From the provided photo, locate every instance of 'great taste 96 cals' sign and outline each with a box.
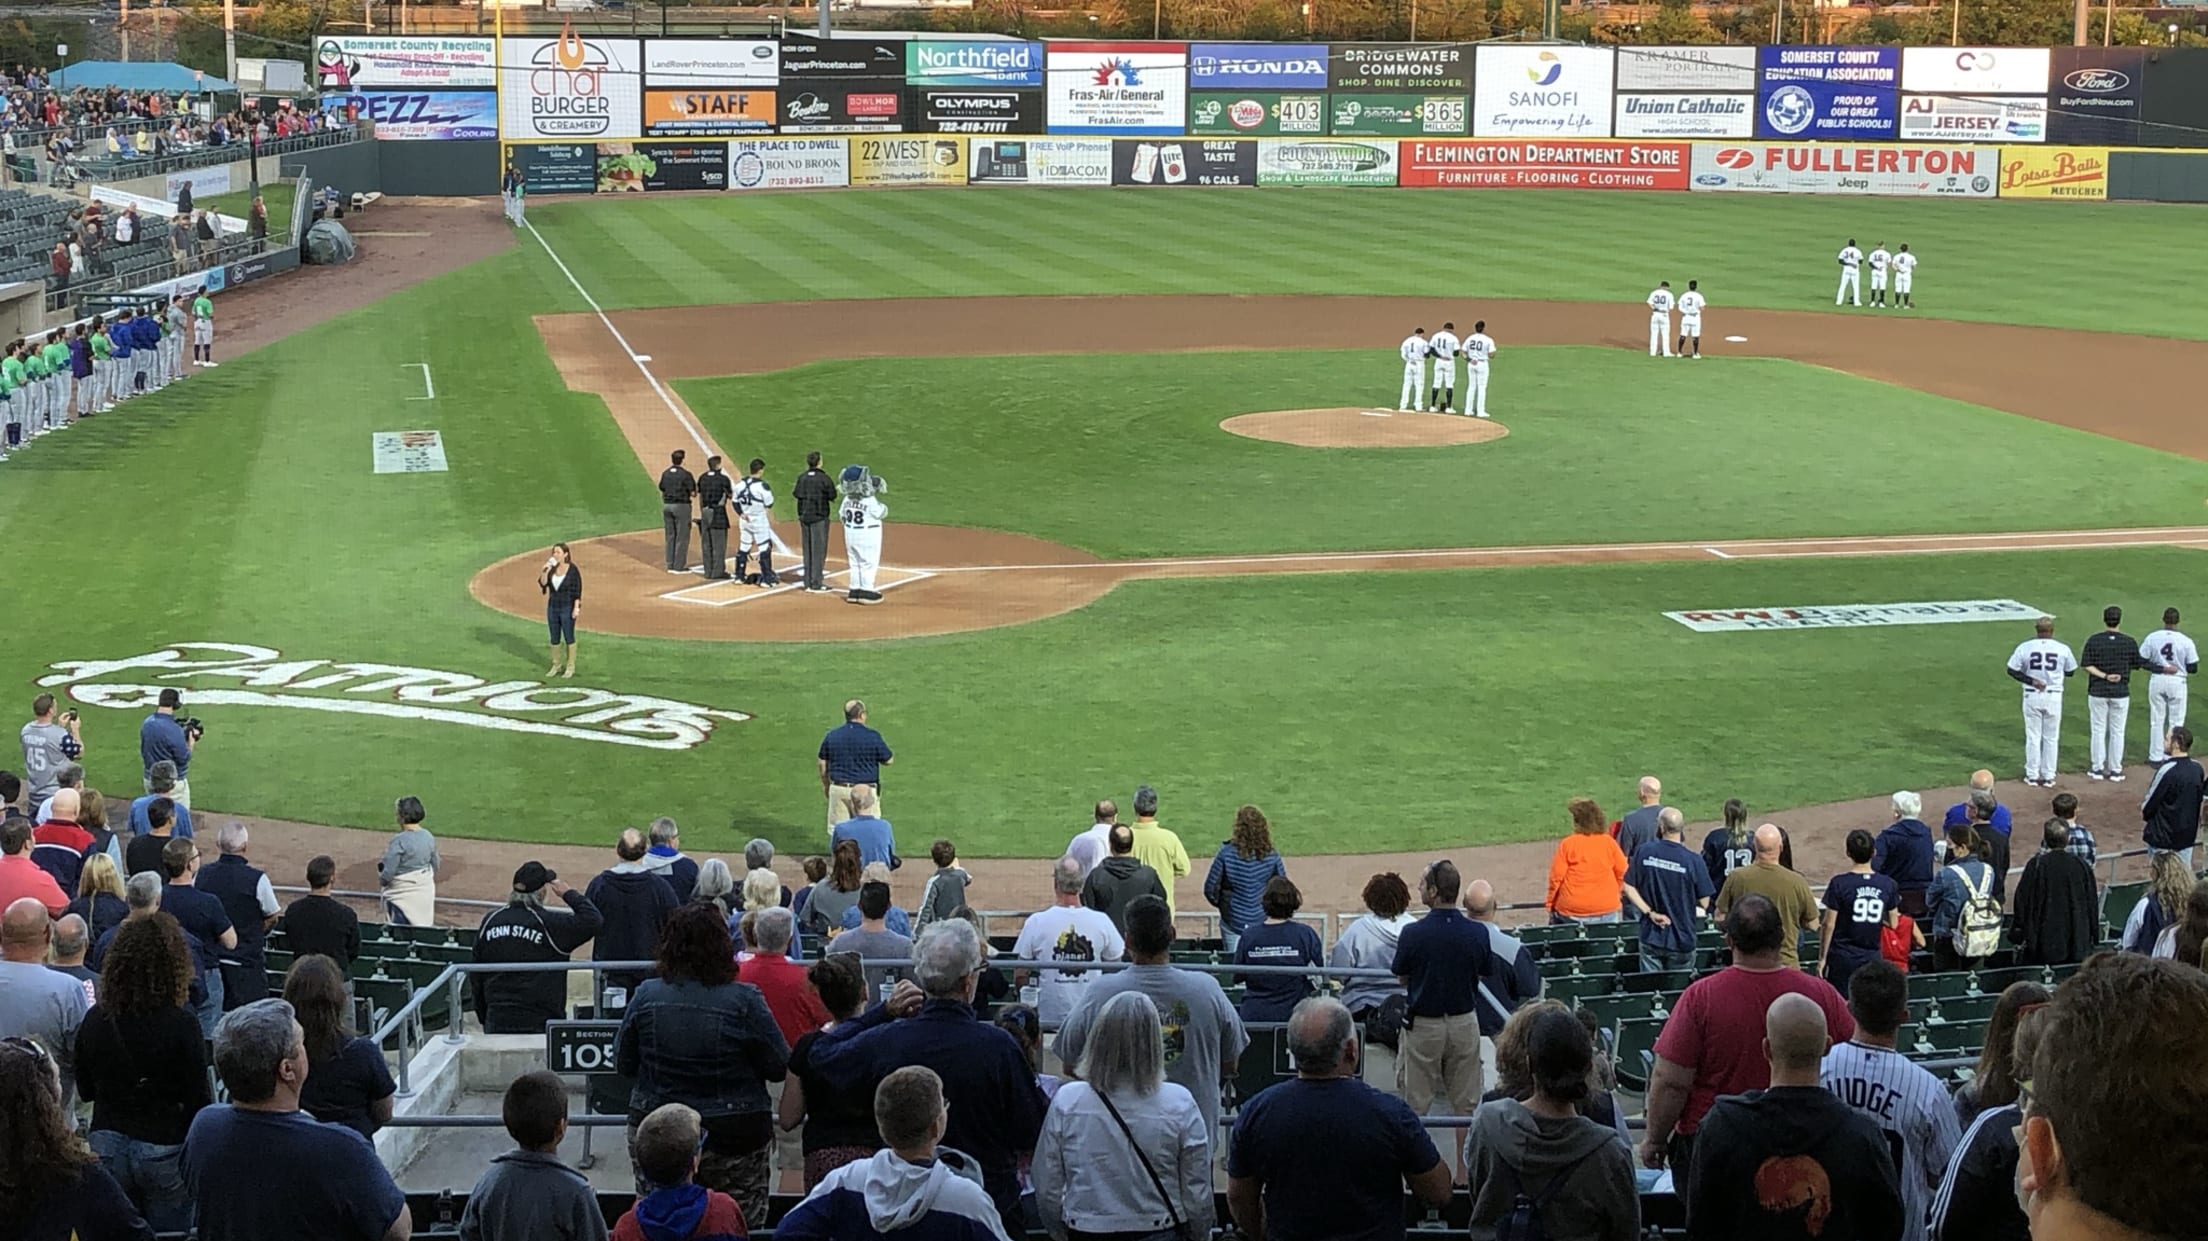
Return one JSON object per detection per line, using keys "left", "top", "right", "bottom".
{"left": 1665, "top": 600, "right": 2043, "bottom": 633}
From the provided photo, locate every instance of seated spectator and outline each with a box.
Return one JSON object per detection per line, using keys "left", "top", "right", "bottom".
{"left": 129, "top": 762, "right": 192, "bottom": 838}
{"left": 286, "top": 955, "right": 394, "bottom": 1138}
{"left": 610, "top": 1103, "right": 748, "bottom": 1241}
{"left": 914, "top": 838, "right": 969, "bottom": 931}
{"left": 2170, "top": 883, "right": 2208, "bottom": 967}
{"left": 69, "top": 851, "right": 128, "bottom": 946}
{"left": 838, "top": 864, "right": 913, "bottom": 936}
{"left": 1328, "top": 871, "right": 1414, "bottom": 1022}
{"left": 377, "top": 796, "right": 439, "bottom": 928}
{"left": 800, "top": 840, "right": 863, "bottom": 940}
{"left": 32, "top": 786, "right": 93, "bottom": 893}
{"left": 182, "top": 998, "right": 409, "bottom": 1241}
{"left": 1203, "top": 804, "right": 1288, "bottom": 955}
{"left": 1545, "top": 796, "right": 1627, "bottom": 924}
{"left": 641, "top": 817, "right": 698, "bottom": 900}
{"left": 1930, "top": 1006, "right": 2046, "bottom": 1241}
{"left": 2122, "top": 849, "right": 2192, "bottom": 953}
{"left": 458, "top": 1069, "right": 609, "bottom": 1241}
{"left": 835, "top": 880, "right": 915, "bottom": 997}
{"left": 1, "top": 1033, "right": 152, "bottom": 1241}
{"left": 1714, "top": 824, "right": 1819, "bottom": 969}
{"left": 742, "top": 839, "right": 793, "bottom": 909}
{"left": 1881, "top": 906, "right": 1923, "bottom": 973}
{"left": 1034, "top": 991, "right": 1213, "bottom": 1239}
{"left": 472, "top": 862, "right": 602, "bottom": 1034}
{"left": 830, "top": 785, "right": 899, "bottom": 871}
{"left": 991, "top": 1004, "right": 1060, "bottom": 1102}
{"left": 1464, "top": 1007, "right": 1639, "bottom": 1241}
{"left": 1079, "top": 824, "right": 1167, "bottom": 934}
{"left": 279, "top": 856, "right": 361, "bottom": 970}
{"left": 1010, "top": 856, "right": 1124, "bottom": 1025}
{"left": 954, "top": 905, "right": 1013, "bottom": 1019}
{"left": 589, "top": 828, "right": 680, "bottom": 998}
{"left": 776, "top": 1066, "right": 1012, "bottom": 1241}
{"left": 76, "top": 912, "right": 208, "bottom": 1232}
{"left": 780, "top": 954, "right": 881, "bottom": 1188}
{"left": 734, "top": 868, "right": 803, "bottom": 959}
{"left": 1482, "top": 999, "right": 1630, "bottom": 1143}
{"left": 122, "top": 798, "right": 178, "bottom": 880}
{"left": 1232, "top": 875, "right": 1323, "bottom": 1023}
{"left": 2011, "top": 820, "right": 2100, "bottom": 966}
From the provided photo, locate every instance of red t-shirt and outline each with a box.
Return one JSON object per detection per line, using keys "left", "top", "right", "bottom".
{"left": 1653, "top": 964, "right": 1855, "bottom": 1134}
{"left": 1880, "top": 916, "right": 1916, "bottom": 971}
{"left": 737, "top": 950, "right": 831, "bottom": 1051}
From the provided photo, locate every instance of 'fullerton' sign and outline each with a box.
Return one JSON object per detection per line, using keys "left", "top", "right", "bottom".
{"left": 39, "top": 643, "right": 750, "bottom": 749}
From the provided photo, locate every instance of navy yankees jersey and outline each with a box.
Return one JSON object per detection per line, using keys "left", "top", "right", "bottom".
{"left": 1823, "top": 871, "right": 1899, "bottom": 957}
{"left": 1822, "top": 1040, "right": 1960, "bottom": 1241}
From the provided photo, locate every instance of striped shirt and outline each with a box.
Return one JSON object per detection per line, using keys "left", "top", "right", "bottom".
{"left": 1823, "top": 1039, "right": 1960, "bottom": 1241}
{"left": 1202, "top": 846, "right": 1286, "bottom": 937}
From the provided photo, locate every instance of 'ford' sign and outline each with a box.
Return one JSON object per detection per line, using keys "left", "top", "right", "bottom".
{"left": 2061, "top": 68, "right": 2129, "bottom": 93}
{"left": 1189, "top": 43, "right": 1328, "bottom": 90}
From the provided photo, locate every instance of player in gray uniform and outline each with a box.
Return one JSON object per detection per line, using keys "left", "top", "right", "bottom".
{"left": 1426, "top": 322, "right": 1459, "bottom": 414}
{"left": 165, "top": 295, "right": 190, "bottom": 382}
{"left": 1822, "top": 960, "right": 1959, "bottom": 1241}
{"left": 20, "top": 692, "right": 85, "bottom": 806}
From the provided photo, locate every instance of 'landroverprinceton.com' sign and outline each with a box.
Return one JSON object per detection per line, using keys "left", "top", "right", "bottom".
{"left": 1664, "top": 599, "right": 2043, "bottom": 633}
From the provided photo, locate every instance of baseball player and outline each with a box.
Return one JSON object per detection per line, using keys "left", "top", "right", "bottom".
{"left": 1426, "top": 322, "right": 1459, "bottom": 414}
{"left": 21, "top": 339, "right": 45, "bottom": 431}
{"left": 107, "top": 313, "right": 133, "bottom": 401}
{"left": 2141, "top": 608, "right": 2199, "bottom": 763}
{"left": 732, "top": 457, "right": 784, "bottom": 587}
{"left": 166, "top": 295, "right": 190, "bottom": 381}
{"left": 1397, "top": 327, "right": 1428, "bottom": 411}
{"left": 1646, "top": 282, "right": 1674, "bottom": 357}
{"left": 1463, "top": 320, "right": 1496, "bottom": 419}
{"left": 1867, "top": 242, "right": 1891, "bottom": 307}
{"left": 1890, "top": 244, "right": 1917, "bottom": 310}
{"left": 42, "top": 331, "right": 69, "bottom": 423}
{"left": 86, "top": 314, "right": 111, "bottom": 411}
{"left": 1836, "top": 238, "right": 1864, "bottom": 306}
{"left": 5, "top": 342, "right": 32, "bottom": 436}
{"left": 2007, "top": 616, "right": 2078, "bottom": 788}
{"left": 838, "top": 464, "right": 888, "bottom": 605}
{"left": 1820, "top": 961, "right": 1961, "bottom": 1241}
{"left": 191, "top": 288, "right": 216, "bottom": 367}
{"left": 1677, "top": 281, "right": 1706, "bottom": 358}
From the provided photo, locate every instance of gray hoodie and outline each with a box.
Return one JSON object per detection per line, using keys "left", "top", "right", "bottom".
{"left": 457, "top": 1149, "right": 607, "bottom": 1241}
{"left": 1462, "top": 1098, "right": 1640, "bottom": 1241}
{"left": 775, "top": 1145, "right": 1013, "bottom": 1240}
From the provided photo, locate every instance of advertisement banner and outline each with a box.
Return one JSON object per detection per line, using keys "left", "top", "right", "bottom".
{"left": 914, "top": 88, "right": 1043, "bottom": 133}
{"left": 1399, "top": 139, "right": 1689, "bottom": 190}
{"left": 848, "top": 134, "right": 968, "bottom": 187}
{"left": 1189, "top": 43, "right": 1328, "bottom": 90}
{"left": 643, "top": 89, "right": 776, "bottom": 137}
{"left": 1614, "top": 93, "right": 1753, "bottom": 138}
{"left": 1472, "top": 45, "right": 1615, "bottom": 138}
{"left": 780, "top": 87, "right": 904, "bottom": 133}
{"left": 644, "top": 39, "right": 779, "bottom": 87}
{"left": 1689, "top": 142, "right": 1996, "bottom": 197}
{"left": 2048, "top": 49, "right": 2146, "bottom": 145}
{"left": 1188, "top": 91, "right": 1327, "bottom": 136}
{"left": 510, "top": 142, "right": 597, "bottom": 194}
{"left": 904, "top": 40, "right": 1044, "bottom": 88}
{"left": 593, "top": 142, "right": 728, "bottom": 192}
{"left": 1331, "top": 93, "right": 1467, "bottom": 137}
{"left": 728, "top": 137, "right": 851, "bottom": 190}
{"left": 1616, "top": 46, "right": 1756, "bottom": 92}
{"left": 780, "top": 37, "right": 905, "bottom": 80}
{"left": 338, "top": 90, "right": 497, "bottom": 140}
{"left": 967, "top": 137, "right": 1113, "bottom": 186}
{"left": 1757, "top": 46, "right": 1900, "bottom": 140}
{"left": 1255, "top": 138, "right": 1396, "bottom": 185}
{"left": 1110, "top": 138, "right": 1257, "bottom": 186}
{"left": 314, "top": 36, "right": 494, "bottom": 90}
{"left": 1899, "top": 94, "right": 2046, "bottom": 143}
{"left": 1998, "top": 145, "right": 2109, "bottom": 199}
{"left": 1327, "top": 44, "right": 1470, "bottom": 92}
{"left": 501, "top": 31, "right": 644, "bottom": 140}
{"left": 1900, "top": 47, "right": 2050, "bottom": 96}
{"left": 1046, "top": 43, "right": 1188, "bottom": 134}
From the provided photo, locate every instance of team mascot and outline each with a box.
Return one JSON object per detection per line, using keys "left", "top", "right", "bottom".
{"left": 838, "top": 464, "right": 888, "bottom": 605}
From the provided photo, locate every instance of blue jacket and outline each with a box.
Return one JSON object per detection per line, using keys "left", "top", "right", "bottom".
{"left": 614, "top": 978, "right": 787, "bottom": 1120}
{"left": 1929, "top": 858, "right": 1993, "bottom": 939}
{"left": 1203, "top": 845, "right": 1286, "bottom": 936}
{"left": 586, "top": 867, "right": 681, "bottom": 988}
{"left": 109, "top": 327, "right": 130, "bottom": 358}
{"left": 1872, "top": 819, "right": 1936, "bottom": 891}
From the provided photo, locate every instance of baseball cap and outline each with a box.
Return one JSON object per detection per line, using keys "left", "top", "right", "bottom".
{"left": 511, "top": 862, "right": 556, "bottom": 893}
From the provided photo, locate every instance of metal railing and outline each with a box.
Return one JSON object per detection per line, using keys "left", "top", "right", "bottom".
{"left": 73, "top": 125, "right": 365, "bottom": 182}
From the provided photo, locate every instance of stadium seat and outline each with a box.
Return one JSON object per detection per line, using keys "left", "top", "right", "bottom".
{"left": 1613, "top": 1016, "right": 1665, "bottom": 1092}
{"left": 2102, "top": 880, "right": 2147, "bottom": 938}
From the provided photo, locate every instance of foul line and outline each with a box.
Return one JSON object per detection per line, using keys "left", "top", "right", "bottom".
{"left": 523, "top": 219, "right": 713, "bottom": 460}
{"left": 406, "top": 362, "right": 435, "bottom": 401}
{"left": 664, "top": 568, "right": 936, "bottom": 607}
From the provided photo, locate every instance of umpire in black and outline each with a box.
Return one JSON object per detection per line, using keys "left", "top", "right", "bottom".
{"left": 794, "top": 450, "right": 837, "bottom": 593}
{"left": 659, "top": 449, "right": 697, "bottom": 572}
{"left": 696, "top": 455, "right": 733, "bottom": 580}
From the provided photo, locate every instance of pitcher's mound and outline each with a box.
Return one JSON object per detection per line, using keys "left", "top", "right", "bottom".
{"left": 1222, "top": 408, "right": 1510, "bottom": 448}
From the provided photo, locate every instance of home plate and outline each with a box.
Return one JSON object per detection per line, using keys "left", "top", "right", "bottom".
{"left": 1724, "top": 335, "right": 1748, "bottom": 343}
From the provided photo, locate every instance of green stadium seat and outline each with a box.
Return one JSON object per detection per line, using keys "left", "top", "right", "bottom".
{"left": 2103, "top": 881, "right": 2147, "bottom": 938}
{"left": 1915, "top": 1017, "right": 1988, "bottom": 1053}
{"left": 1576, "top": 991, "right": 1659, "bottom": 1029}
{"left": 1613, "top": 1016, "right": 1665, "bottom": 1092}
{"left": 1970, "top": 965, "right": 2049, "bottom": 996}
{"left": 1616, "top": 969, "right": 1694, "bottom": 995}
{"left": 1544, "top": 973, "right": 1615, "bottom": 1005}
{"left": 1931, "top": 992, "right": 1999, "bottom": 1024}
{"left": 1910, "top": 972, "right": 1976, "bottom": 1000}
{"left": 1229, "top": 1026, "right": 1297, "bottom": 1106}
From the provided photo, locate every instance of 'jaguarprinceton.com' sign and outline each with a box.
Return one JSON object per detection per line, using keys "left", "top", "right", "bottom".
{"left": 1664, "top": 599, "right": 2044, "bottom": 633}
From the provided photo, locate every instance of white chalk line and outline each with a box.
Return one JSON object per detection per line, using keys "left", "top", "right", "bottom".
{"left": 664, "top": 567, "right": 934, "bottom": 607}
{"left": 406, "top": 362, "right": 435, "bottom": 401}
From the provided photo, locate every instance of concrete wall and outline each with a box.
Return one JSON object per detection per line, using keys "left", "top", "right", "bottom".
{"left": 2111, "top": 150, "right": 2208, "bottom": 203}
{"left": 382, "top": 140, "right": 500, "bottom": 198}
{"left": 283, "top": 141, "right": 384, "bottom": 195}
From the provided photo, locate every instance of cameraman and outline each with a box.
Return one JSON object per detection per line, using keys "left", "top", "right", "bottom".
{"left": 139, "top": 688, "right": 200, "bottom": 808}
{"left": 19, "top": 693, "right": 83, "bottom": 808}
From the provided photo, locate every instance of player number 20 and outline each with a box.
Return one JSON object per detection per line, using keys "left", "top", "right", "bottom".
{"left": 1851, "top": 892, "right": 1886, "bottom": 925}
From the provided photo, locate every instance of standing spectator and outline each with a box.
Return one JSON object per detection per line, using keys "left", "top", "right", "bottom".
{"left": 2140, "top": 724, "right": 2203, "bottom": 864}
{"left": 779, "top": 954, "right": 880, "bottom": 1189}
{"left": 2081, "top": 604, "right": 2150, "bottom": 780}
{"left": 1714, "top": 824, "right": 1820, "bottom": 970}
{"left": 76, "top": 913, "right": 209, "bottom": 1232}
{"left": 914, "top": 838, "right": 969, "bottom": 931}
{"left": 775, "top": 1066, "right": 1013, "bottom": 1241}
{"left": 1053, "top": 894, "right": 1245, "bottom": 1150}
{"left": 1546, "top": 796, "right": 1628, "bottom": 924}
{"left": 1, "top": 1034, "right": 153, "bottom": 1241}
{"left": 792, "top": 451, "right": 838, "bottom": 594}
{"left": 1011, "top": 856, "right": 1124, "bottom": 1025}
{"left": 20, "top": 692, "right": 84, "bottom": 808}
{"left": 49, "top": 236, "right": 68, "bottom": 288}
{"left": 89, "top": 874, "right": 164, "bottom": 969}
{"left": 2121, "top": 849, "right": 2193, "bottom": 953}
{"left": 51, "top": 913, "right": 98, "bottom": 1001}
{"left": 693, "top": 859, "right": 736, "bottom": 916}
{"left": 641, "top": 817, "right": 698, "bottom": 900}
{"left": 285, "top": 955, "right": 394, "bottom": 1139}
{"left": 1033, "top": 991, "right": 1213, "bottom": 1240}
{"left": 30, "top": 762, "right": 81, "bottom": 825}
{"left": 614, "top": 903, "right": 788, "bottom": 1227}
{"left": 1963, "top": 790, "right": 2012, "bottom": 903}
{"left": 1873, "top": 791, "right": 1937, "bottom": 918}
{"left": 1622, "top": 808, "right": 1714, "bottom": 972}
{"left": 198, "top": 822, "right": 277, "bottom": 1011}
{"left": 1639, "top": 895, "right": 1855, "bottom": 1181}
{"left": 1685, "top": 993, "right": 1904, "bottom": 1241}
{"left": 166, "top": 212, "right": 189, "bottom": 273}
{"left": 742, "top": 839, "right": 792, "bottom": 908}
{"left": 2047, "top": 792, "right": 2096, "bottom": 867}
{"left": 1462, "top": 1007, "right": 1640, "bottom": 1241}
{"left": 1466, "top": 879, "right": 1543, "bottom": 1040}
{"left": 1929, "top": 1007, "right": 2046, "bottom": 1241}
{"left": 1064, "top": 800, "right": 1117, "bottom": 879}
{"left": 1481, "top": 999, "right": 1631, "bottom": 1142}
{"left": 1203, "top": 803, "right": 1288, "bottom": 954}
{"left": 123, "top": 800, "right": 177, "bottom": 879}
{"left": 1927, "top": 824, "right": 1997, "bottom": 973}
{"left": 158, "top": 838, "right": 235, "bottom": 1037}
{"left": 1226, "top": 997, "right": 1452, "bottom": 1241}
{"left": 181, "top": 999, "right": 410, "bottom": 1241}
{"left": 278, "top": 856, "right": 360, "bottom": 971}
{"left": 0, "top": 816, "right": 67, "bottom": 915}
{"left": 1817, "top": 830, "right": 1899, "bottom": 997}
{"left": 129, "top": 762, "right": 192, "bottom": 837}
{"left": 136, "top": 689, "right": 194, "bottom": 808}
{"left": 1232, "top": 875, "right": 1322, "bottom": 1023}
{"left": 587, "top": 827, "right": 681, "bottom": 999}
{"left": 0, "top": 895, "right": 89, "bottom": 1113}
{"left": 800, "top": 839, "right": 863, "bottom": 940}
{"left": 2010, "top": 820, "right": 2100, "bottom": 966}
{"left": 818, "top": 700, "right": 892, "bottom": 834}
{"left": 1079, "top": 823, "right": 1167, "bottom": 933}
{"left": 377, "top": 797, "right": 439, "bottom": 928}
{"left": 1820, "top": 961, "right": 1959, "bottom": 1241}
{"left": 457, "top": 1070, "right": 608, "bottom": 1241}
{"left": 1391, "top": 860, "right": 1493, "bottom": 1120}
{"left": 1616, "top": 774, "right": 1667, "bottom": 859}
{"left": 789, "top": 855, "right": 826, "bottom": 926}
{"left": 1700, "top": 797, "right": 1755, "bottom": 890}
{"left": 830, "top": 785, "right": 899, "bottom": 870}
{"left": 836, "top": 881, "right": 916, "bottom": 997}
{"left": 192, "top": 210, "right": 216, "bottom": 263}
{"left": 738, "top": 907, "right": 828, "bottom": 1050}
{"left": 1941, "top": 771, "right": 2013, "bottom": 836}
{"left": 174, "top": 178, "right": 193, "bottom": 217}
{"left": 114, "top": 203, "right": 138, "bottom": 244}
{"left": 78, "top": 789, "right": 120, "bottom": 869}
{"left": 1126, "top": 785, "right": 1191, "bottom": 918}
{"left": 1329, "top": 872, "right": 1416, "bottom": 1025}
{"left": 32, "top": 786, "right": 93, "bottom": 894}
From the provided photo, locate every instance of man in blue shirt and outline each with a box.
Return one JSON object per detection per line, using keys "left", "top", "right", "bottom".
{"left": 1390, "top": 860, "right": 1493, "bottom": 1118}
{"left": 129, "top": 759, "right": 194, "bottom": 838}
{"left": 1941, "top": 770, "right": 2012, "bottom": 835}
{"left": 1816, "top": 830, "right": 1898, "bottom": 998}
{"left": 1872, "top": 790, "right": 1936, "bottom": 919}
{"left": 818, "top": 698, "right": 892, "bottom": 835}
{"left": 139, "top": 688, "right": 196, "bottom": 808}
{"left": 829, "top": 784, "right": 899, "bottom": 870}
{"left": 159, "top": 836, "right": 236, "bottom": 1036}
{"left": 1622, "top": 808, "right": 1715, "bottom": 973}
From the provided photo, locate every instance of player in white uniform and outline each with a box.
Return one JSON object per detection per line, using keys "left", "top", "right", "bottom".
{"left": 1426, "top": 322, "right": 1459, "bottom": 414}
{"left": 1676, "top": 281, "right": 1706, "bottom": 358}
{"left": 1890, "top": 244, "right": 1917, "bottom": 309}
{"left": 2007, "top": 616, "right": 2078, "bottom": 787}
{"left": 2141, "top": 607, "right": 2199, "bottom": 763}
{"left": 1462, "top": 321, "right": 1496, "bottom": 419}
{"left": 1836, "top": 238, "right": 1864, "bottom": 306}
{"left": 1867, "top": 243, "right": 1891, "bottom": 307}
{"left": 1820, "top": 962, "right": 1961, "bottom": 1241}
{"left": 838, "top": 464, "right": 888, "bottom": 605}
{"left": 1646, "top": 282, "right": 1674, "bottom": 357}
{"left": 732, "top": 457, "right": 784, "bottom": 587}
{"left": 1397, "top": 328, "right": 1428, "bottom": 411}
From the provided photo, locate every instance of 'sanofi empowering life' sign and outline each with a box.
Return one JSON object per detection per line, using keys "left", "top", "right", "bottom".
{"left": 1665, "top": 599, "right": 2043, "bottom": 633}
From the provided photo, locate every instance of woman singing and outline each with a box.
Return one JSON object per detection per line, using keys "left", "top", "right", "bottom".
{"left": 538, "top": 543, "right": 582, "bottom": 678}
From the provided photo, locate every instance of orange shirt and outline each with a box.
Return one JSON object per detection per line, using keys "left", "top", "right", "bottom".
{"left": 1546, "top": 832, "right": 1629, "bottom": 917}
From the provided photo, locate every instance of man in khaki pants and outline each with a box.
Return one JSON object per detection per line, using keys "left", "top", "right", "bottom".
{"left": 1390, "top": 860, "right": 1493, "bottom": 1135}
{"left": 817, "top": 698, "right": 893, "bottom": 835}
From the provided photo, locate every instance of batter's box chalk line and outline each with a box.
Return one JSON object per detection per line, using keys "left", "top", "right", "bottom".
{"left": 1724, "top": 335, "right": 1749, "bottom": 343}
{"left": 662, "top": 567, "right": 935, "bottom": 608}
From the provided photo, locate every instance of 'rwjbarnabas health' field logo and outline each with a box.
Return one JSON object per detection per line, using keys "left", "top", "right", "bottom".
{"left": 39, "top": 643, "right": 751, "bottom": 750}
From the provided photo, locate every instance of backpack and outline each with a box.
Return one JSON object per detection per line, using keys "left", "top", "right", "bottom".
{"left": 1953, "top": 864, "right": 2002, "bottom": 958}
{"left": 1493, "top": 1146, "right": 1598, "bottom": 1241}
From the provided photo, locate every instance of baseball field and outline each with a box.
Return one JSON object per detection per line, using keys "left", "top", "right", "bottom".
{"left": 6, "top": 186, "right": 2207, "bottom": 868}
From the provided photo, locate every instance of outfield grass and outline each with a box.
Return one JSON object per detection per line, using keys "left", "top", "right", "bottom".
{"left": 531, "top": 190, "right": 2208, "bottom": 339}
{"left": 201, "top": 184, "right": 294, "bottom": 240}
